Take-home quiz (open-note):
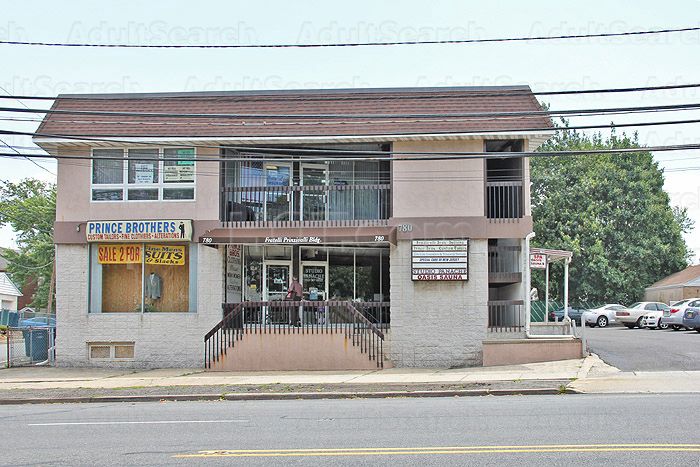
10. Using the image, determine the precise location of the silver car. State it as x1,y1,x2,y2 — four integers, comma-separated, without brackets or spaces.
661,298,700,330
582,304,626,327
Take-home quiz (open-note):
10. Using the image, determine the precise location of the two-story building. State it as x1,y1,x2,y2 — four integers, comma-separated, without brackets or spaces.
35,86,554,369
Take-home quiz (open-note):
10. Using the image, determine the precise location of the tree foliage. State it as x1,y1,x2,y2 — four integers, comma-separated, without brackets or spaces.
0,179,56,309
531,123,690,305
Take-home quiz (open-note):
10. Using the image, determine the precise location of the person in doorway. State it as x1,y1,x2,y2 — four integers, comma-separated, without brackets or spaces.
287,276,303,326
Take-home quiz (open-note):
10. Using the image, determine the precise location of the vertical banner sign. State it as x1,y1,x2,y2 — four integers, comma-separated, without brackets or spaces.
411,239,469,281
226,245,243,303
530,253,547,269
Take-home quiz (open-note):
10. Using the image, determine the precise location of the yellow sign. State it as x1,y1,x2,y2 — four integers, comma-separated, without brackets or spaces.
97,244,185,265
98,244,142,264
145,245,186,265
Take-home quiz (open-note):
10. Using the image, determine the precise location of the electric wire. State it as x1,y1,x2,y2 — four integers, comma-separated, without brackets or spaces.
0,25,697,49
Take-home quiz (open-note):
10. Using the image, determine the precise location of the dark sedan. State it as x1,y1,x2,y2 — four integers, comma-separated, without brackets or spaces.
550,307,588,325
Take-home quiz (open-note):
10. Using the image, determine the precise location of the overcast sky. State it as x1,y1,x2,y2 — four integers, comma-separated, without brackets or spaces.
1,0,699,260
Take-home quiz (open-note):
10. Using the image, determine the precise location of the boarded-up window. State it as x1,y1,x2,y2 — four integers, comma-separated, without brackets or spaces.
90,244,192,313
89,345,111,359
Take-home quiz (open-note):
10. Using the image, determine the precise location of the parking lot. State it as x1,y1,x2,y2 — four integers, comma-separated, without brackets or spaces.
585,325,700,371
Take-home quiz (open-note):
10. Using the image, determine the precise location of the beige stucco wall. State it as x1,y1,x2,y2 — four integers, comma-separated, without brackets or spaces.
482,339,583,366
55,146,220,223
55,243,223,368
392,140,485,219
209,332,386,371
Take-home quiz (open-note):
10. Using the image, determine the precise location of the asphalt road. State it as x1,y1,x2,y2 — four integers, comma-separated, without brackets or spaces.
584,325,700,371
1,395,699,466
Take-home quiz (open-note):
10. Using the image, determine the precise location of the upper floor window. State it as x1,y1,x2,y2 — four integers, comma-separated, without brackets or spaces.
91,148,195,202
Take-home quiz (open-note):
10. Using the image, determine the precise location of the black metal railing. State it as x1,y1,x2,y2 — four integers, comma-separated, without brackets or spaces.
204,300,388,369
221,184,391,224
486,181,523,220
487,300,525,332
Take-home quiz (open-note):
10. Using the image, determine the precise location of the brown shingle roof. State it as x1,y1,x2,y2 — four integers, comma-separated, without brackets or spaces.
36,86,553,139
647,264,700,289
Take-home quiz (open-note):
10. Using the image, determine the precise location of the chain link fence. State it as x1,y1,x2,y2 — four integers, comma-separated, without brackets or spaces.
2,327,55,368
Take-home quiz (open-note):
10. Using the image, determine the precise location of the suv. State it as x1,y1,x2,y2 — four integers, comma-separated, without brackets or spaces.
615,302,669,329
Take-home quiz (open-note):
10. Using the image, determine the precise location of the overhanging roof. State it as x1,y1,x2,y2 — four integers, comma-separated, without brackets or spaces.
33,86,554,149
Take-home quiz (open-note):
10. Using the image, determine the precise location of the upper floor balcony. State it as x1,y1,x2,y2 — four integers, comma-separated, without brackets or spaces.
220,156,391,227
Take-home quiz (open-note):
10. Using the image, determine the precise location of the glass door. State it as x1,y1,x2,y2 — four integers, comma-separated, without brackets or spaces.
301,163,329,221
263,163,292,221
264,262,291,324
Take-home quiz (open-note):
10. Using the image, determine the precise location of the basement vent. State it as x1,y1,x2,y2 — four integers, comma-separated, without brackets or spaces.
88,342,135,360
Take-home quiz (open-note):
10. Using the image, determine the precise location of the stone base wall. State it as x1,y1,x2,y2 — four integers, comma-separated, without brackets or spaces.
55,244,223,368
388,239,488,367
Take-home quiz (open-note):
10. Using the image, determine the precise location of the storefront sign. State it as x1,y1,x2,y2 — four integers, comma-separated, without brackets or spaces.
411,239,469,281
145,245,186,265
226,245,242,302
530,253,547,269
97,244,142,264
264,236,322,244
87,220,192,242
97,244,185,265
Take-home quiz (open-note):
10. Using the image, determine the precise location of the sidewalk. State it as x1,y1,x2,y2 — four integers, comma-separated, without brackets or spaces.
1,355,698,403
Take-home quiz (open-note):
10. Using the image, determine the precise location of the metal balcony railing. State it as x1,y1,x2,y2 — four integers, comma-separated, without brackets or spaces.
221,184,391,225
487,300,525,332
488,245,522,284
486,181,524,220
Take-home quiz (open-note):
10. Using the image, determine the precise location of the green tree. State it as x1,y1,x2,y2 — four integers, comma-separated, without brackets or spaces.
531,123,690,305
0,179,56,310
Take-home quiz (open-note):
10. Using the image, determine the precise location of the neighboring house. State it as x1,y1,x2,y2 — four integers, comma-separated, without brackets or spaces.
0,272,22,311
34,86,554,368
644,264,700,303
0,248,38,309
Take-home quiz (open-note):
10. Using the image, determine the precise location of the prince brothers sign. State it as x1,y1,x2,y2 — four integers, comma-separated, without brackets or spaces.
86,220,192,242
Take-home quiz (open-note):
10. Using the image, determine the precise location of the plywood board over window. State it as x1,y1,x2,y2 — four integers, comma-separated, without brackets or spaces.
144,246,189,312
102,262,142,312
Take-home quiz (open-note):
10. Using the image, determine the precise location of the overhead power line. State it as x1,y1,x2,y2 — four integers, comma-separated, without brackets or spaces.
3,101,700,120
2,143,699,163
0,26,698,49
3,116,700,132
2,83,700,101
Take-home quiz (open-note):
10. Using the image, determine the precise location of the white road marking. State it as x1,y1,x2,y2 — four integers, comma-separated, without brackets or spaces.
29,419,249,426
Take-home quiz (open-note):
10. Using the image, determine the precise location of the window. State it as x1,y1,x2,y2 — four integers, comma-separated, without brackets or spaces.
91,148,195,201
645,303,657,310
89,243,196,313
89,342,135,360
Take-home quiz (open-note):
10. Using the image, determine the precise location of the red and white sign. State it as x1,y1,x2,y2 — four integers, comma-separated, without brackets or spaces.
530,253,547,269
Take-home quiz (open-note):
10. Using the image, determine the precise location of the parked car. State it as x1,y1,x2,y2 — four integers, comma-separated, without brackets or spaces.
683,305,700,332
640,304,671,330
551,307,588,325
19,316,56,328
661,298,700,330
582,304,626,327
615,302,669,329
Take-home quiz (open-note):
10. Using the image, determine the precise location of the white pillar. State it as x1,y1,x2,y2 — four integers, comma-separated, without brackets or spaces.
563,258,570,320
544,261,549,323
524,233,535,334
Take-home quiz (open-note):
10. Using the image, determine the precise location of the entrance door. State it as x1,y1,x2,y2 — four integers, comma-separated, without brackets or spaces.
301,163,329,221
264,262,291,324
301,262,328,324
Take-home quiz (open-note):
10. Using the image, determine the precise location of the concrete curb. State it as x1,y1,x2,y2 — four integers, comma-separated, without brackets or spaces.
0,387,573,405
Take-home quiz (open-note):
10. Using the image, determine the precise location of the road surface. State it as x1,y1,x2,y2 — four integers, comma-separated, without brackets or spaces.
1,394,698,466
585,325,700,371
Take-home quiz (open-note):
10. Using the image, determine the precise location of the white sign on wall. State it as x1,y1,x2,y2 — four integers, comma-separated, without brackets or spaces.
411,239,469,281
86,220,192,242
530,253,547,269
